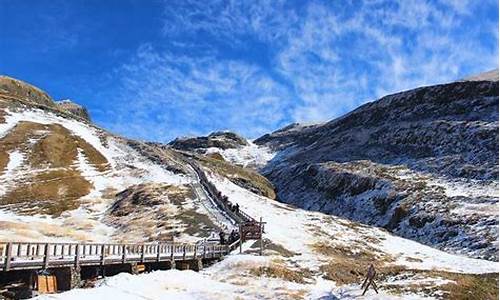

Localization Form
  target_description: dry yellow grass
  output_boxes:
[206,152,225,161]
[0,220,92,241]
[437,272,498,300]
[199,156,276,199]
[107,184,217,241]
[249,264,312,284]
[0,120,113,216]
[312,242,398,284]
[1,169,92,216]
[1,121,109,172]
[0,108,5,123]
[312,243,498,298]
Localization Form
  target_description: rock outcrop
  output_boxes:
[170,131,249,152]
[57,99,91,121]
[256,76,499,261]
[0,76,55,107]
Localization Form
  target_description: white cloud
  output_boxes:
[107,44,292,141]
[108,0,498,141]
[275,0,498,121]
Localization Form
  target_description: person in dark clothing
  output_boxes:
[219,231,226,245]
[235,203,240,213]
[229,230,239,243]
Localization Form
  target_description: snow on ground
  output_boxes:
[428,177,498,199]
[36,259,434,300]
[0,108,193,242]
[33,172,498,299]
[205,141,275,169]
[0,108,191,188]
[207,173,498,275]
[0,150,25,196]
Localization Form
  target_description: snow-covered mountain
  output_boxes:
[0,76,237,243]
[252,72,499,261]
[1,74,498,299]
[38,174,499,300]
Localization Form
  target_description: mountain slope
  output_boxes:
[1,74,498,298]
[39,172,499,299]
[254,76,499,261]
[0,76,229,243]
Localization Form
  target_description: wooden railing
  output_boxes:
[0,241,228,272]
[1,157,264,273]
[187,159,256,224]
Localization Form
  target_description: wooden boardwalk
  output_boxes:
[0,241,237,272]
[0,159,264,297]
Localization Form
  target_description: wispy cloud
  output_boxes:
[106,0,498,141]
[106,44,292,141]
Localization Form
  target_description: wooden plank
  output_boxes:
[136,264,146,273]
[122,245,127,264]
[37,275,57,294]
[75,244,80,268]
[156,244,161,262]
[259,217,263,256]
[4,242,12,271]
[43,243,50,269]
[17,243,22,257]
[101,244,106,265]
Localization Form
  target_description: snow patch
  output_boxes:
[205,141,275,169]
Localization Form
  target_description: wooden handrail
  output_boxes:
[0,158,264,272]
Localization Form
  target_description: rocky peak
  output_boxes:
[0,76,92,122]
[56,99,91,121]
[0,76,55,107]
[169,131,248,152]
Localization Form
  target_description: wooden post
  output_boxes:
[75,244,80,268]
[156,243,161,262]
[193,245,197,259]
[259,217,263,256]
[140,244,145,263]
[26,243,32,258]
[43,243,50,269]
[100,244,106,265]
[4,242,12,271]
[122,245,127,263]
[239,224,243,254]
[203,245,206,259]
[182,244,186,260]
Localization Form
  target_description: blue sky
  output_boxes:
[1,0,498,142]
